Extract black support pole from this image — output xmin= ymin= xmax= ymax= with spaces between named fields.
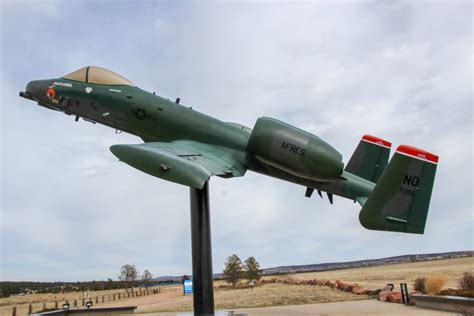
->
xmin=190 ymin=181 xmax=215 ymax=316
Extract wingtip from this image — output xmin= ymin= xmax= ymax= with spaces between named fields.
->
xmin=109 ymin=144 xmax=134 ymax=159
xmin=109 ymin=144 xmax=122 ymax=155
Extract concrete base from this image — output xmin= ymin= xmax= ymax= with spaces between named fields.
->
xmin=176 ymin=313 xmax=247 ymax=316
xmin=411 ymin=294 xmax=474 ymax=313
xmin=146 ymin=300 xmax=452 ymax=315
xmin=31 ymin=306 xmax=137 ymax=316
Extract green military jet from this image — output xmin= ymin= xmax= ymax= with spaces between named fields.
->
xmin=20 ymin=66 xmax=438 ymax=234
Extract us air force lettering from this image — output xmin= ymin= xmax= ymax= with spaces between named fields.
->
xmin=20 ymin=66 xmax=439 ymax=235
xmin=281 ymin=141 xmax=306 ymax=156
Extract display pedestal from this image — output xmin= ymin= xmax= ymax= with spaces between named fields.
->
xmin=189 ymin=181 xmax=215 ymax=316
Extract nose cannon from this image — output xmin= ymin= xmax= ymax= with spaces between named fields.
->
xmin=19 ymin=90 xmax=34 ymax=100
xmin=20 ymin=80 xmax=41 ymax=100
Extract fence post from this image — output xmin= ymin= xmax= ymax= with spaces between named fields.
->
xmin=28 ymin=304 xmax=32 ymax=314
xmin=43 ymin=303 xmax=46 ymax=311
xmin=82 ymin=299 xmax=85 ymax=306
xmin=12 ymin=306 xmax=16 ymax=316
xmin=400 ymin=283 xmax=410 ymax=305
xmin=74 ymin=299 xmax=77 ymax=307
xmin=55 ymin=302 xmax=58 ymax=309
xmin=95 ymin=297 xmax=98 ymax=304
xmin=102 ymin=296 xmax=104 ymax=303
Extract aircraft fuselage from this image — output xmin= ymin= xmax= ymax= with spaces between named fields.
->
xmin=21 ymin=75 xmax=373 ymax=203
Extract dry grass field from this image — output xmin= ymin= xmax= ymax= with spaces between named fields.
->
xmin=0 ymin=287 xmax=156 ymax=316
xmin=288 ymin=257 xmax=474 ymax=290
xmin=107 ymin=257 xmax=473 ymax=313
xmin=108 ymin=282 xmax=367 ymax=313
xmin=1 ymin=257 xmax=472 ymax=315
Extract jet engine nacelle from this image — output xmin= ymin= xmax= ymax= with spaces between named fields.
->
xmin=247 ymin=117 xmax=343 ymax=182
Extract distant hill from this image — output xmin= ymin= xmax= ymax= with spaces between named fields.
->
xmin=255 ymin=250 xmax=473 ymax=277
xmin=207 ymin=250 xmax=472 ymax=280
xmin=2 ymin=250 xmax=471 ymax=297
xmin=153 ymin=251 xmax=473 ymax=282
xmin=152 ymin=275 xmax=183 ymax=283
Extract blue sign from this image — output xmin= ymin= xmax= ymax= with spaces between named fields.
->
xmin=183 ymin=279 xmax=193 ymax=295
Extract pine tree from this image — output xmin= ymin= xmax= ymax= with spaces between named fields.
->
xmin=223 ymin=254 xmax=243 ymax=288
xmin=244 ymin=256 xmax=262 ymax=283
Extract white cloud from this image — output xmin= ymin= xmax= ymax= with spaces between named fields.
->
xmin=1 ymin=0 xmax=60 ymax=19
xmin=1 ymin=1 xmax=472 ymax=281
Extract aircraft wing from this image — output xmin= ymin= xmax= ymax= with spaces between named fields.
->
xmin=110 ymin=140 xmax=248 ymax=189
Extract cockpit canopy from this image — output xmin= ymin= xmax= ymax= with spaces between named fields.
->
xmin=62 ymin=66 xmax=135 ymax=86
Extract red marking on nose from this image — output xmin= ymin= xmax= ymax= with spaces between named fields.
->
xmin=47 ymin=86 xmax=56 ymax=99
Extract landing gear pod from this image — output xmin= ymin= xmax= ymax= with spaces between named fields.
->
xmin=247 ymin=117 xmax=343 ymax=182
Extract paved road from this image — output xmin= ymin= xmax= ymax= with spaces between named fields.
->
xmin=148 ymin=300 xmax=454 ymax=316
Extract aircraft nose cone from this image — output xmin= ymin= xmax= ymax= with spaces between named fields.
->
xmin=26 ymin=80 xmax=40 ymax=94
xmin=21 ymin=80 xmax=52 ymax=102
xmin=20 ymin=81 xmax=42 ymax=101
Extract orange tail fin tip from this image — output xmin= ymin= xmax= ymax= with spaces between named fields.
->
xmin=362 ymin=135 xmax=392 ymax=148
xmin=396 ymin=145 xmax=439 ymax=164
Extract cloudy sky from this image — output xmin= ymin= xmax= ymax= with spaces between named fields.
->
xmin=1 ymin=1 xmax=472 ymax=281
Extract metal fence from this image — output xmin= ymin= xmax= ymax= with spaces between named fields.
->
xmin=0 ymin=288 xmax=160 ymax=316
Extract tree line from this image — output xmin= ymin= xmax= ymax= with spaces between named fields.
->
xmin=0 ymin=280 xmax=129 ymax=298
xmin=0 ymin=264 xmax=154 ymax=298
xmin=1 ymin=255 xmax=264 ymax=297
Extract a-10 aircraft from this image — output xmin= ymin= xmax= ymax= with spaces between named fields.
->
xmin=20 ymin=66 xmax=438 ymax=234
